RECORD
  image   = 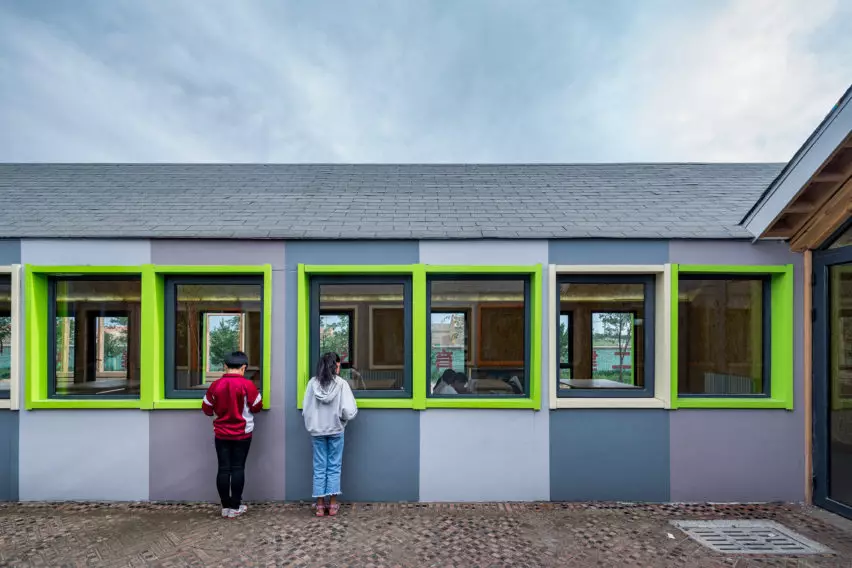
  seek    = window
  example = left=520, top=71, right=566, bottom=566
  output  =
left=0, top=275, right=10, bottom=399
left=556, top=275, right=655, bottom=397
left=49, top=278, right=141, bottom=397
left=428, top=277, right=529, bottom=397
left=828, top=221, right=852, bottom=250
left=165, top=277, right=264, bottom=398
left=310, top=276, right=411, bottom=396
left=677, top=275, right=769, bottom=397
left=319, top=310, right=354, bottom=380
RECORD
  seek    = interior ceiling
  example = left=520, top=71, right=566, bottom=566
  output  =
left=764, top=132, right=852, bottom=250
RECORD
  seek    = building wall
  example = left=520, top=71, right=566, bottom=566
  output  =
left=148, top=240, right=287, bottom=501
left=418, top=240, right=551, bottom=502
left=283, top=241, right=421, bottom=502
left=4, top=237, right=805, bottom=503
left=667, top=240, right=806, bottom=502
left=17, top=240, right=152, bottom=501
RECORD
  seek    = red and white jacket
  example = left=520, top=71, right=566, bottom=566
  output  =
left=202, top=374, right=263, bottom=440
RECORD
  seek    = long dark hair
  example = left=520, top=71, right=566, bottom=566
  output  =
left=316, top=352, right=341, bottom=388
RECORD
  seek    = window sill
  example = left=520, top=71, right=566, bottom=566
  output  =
left=425, top=397, right=540, bottom=410
left=552, top=397, right=667, bottom=410
left=26, top=398, right=141, bottom=410
left=673, top=397, right=792, bottom=410
left=0, top=400, right=15, bottom=410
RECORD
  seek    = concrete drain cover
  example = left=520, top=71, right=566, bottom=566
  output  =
left=672, top=520, right=832, bottom=555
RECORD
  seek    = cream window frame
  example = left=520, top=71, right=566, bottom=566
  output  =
left=548, top=264, right=672, bottom=409
left=0, top=265, right=22, bottom=410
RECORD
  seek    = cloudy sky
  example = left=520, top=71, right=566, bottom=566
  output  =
left=0, top=0, right=849, bottom=163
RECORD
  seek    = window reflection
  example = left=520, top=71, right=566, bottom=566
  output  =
left=0, top=275, right=11, bottom=398
left=429, top=278, right=527, bottom=396
left=170, top=280, right=263, bottom=393
left=51, top=278, right=141, bottom=397
left=678, top=277, right=766, bottom=396
left=316, top=282, right=408, bottom=392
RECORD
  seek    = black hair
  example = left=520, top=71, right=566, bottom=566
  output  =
left=452, top=371, right=468, bottom=384
left=225, top=351, right=249, bottom=370
left=316, top=352, right=341, bottom=388
left=440, top=369, right=456, bottom=384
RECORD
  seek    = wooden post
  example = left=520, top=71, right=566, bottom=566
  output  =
left=804, top=249, right=813, bottom=504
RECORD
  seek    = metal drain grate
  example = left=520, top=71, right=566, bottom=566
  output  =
left=672, top=520, right=832, bottom=555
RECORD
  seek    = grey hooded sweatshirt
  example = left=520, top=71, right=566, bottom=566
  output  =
left=302, top=375, right=358, bottom=437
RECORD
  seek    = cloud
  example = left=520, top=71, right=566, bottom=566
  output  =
left=605, top=0, right=852, bottom=162
left=0, top=0, right=848, bottom=163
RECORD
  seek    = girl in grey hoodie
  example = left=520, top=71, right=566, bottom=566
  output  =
left=303, top=352, right=358, bottom=517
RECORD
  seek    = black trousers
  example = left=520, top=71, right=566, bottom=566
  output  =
left=215, top=437, right=252, bottom=509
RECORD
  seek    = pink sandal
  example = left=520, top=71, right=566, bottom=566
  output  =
left=313, top=504, right=326, bottom=517
left=328, top=503, right=340, bottom=517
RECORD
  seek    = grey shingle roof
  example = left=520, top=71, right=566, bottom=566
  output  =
left=0, top=163, right=783, bottom=239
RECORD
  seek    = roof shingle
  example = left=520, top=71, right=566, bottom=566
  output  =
left=0, top=163, right=783, bottom=239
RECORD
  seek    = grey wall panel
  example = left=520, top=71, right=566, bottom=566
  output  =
left=668, top=239, right=805, bottom=502
left=342, top=410, right=419, bottom=501
left=19, top=411, right=149, bottom=501
left=0, top=240, right=21, bottom=264
left=149, top=411, right=283, bottom=501
left=549, top=240, right=669, bottom=265
left=286, top=410, right=419, bottom=503
left=150, top=240, right=286, bottom=268
left=550, top=410, right=670, bottom=502
left=669, top=411, right=804, bottom=502
left=420, top=410, right=549, bottom=501
left=420, top=240, right=548, bottom=266
left=20, top=238, right=152, bottom=265
left=418, top=240, right=550, bottom=501
left=149, top=240, right=286, bottom=500
left=284, top=241, right=419, bottom=501
left=17, top=239, right=152, bottom=501
left=0, top=412, right=19, bottom=501
left=668, top=240, right=795, bottom=265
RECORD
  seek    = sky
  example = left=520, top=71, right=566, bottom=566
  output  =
left=0, top=0, right=850, bottom=163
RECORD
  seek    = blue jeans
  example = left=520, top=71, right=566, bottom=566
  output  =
left=312, top=433, right=344, bottom=498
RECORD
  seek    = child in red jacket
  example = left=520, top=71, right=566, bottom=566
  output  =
left=202, top=351, right=262, bottom=519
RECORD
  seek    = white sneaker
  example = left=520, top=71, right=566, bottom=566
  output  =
left=221, top=508, right=231, bottom=518
left=228, top=505, right=248, bottom=518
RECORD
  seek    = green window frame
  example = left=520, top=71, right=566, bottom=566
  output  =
left=26, top=266, right=146, bottom=409
left=671, top=264, right=794, bottom=410
left=25, top=264, right=272, bottom=410
left=296, top=264, right=542, bottom=410
left=150, top=265, right=272, bottom=410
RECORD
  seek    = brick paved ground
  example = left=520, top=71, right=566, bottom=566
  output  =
left=0, top=502, right=850, bottom=567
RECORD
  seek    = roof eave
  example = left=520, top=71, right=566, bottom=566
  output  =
left=742, top=84, right=852, bottom=238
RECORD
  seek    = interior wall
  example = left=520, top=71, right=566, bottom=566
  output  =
left=284, top=241, right=421, bottom=501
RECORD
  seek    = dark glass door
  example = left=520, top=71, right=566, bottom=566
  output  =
left=814, top=244, right=852, bottom=519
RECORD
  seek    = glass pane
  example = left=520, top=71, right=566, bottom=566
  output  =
left=318, top=283, right=406, bottom=391
left=173, top=282, right=262, bottom=391
left=0, top=275, right=11, bottom=398
left=592, top=312, right=635, bottom=385
left=828, top=224, right=852, bottom=250
left=53, top=279, right=141, bottom=396
left=558, top=282, right=645, bottom=390
left=558, top=313, right=572, bottom=382
left=829, top=264, right=852, bottom=506
left=430, top=311, right=468, bottom=393
left=678, top=278, right=764, bottom=395
left=430, top=279, right=526, bottom=396
left=320, top=313, right=352, bottom=366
